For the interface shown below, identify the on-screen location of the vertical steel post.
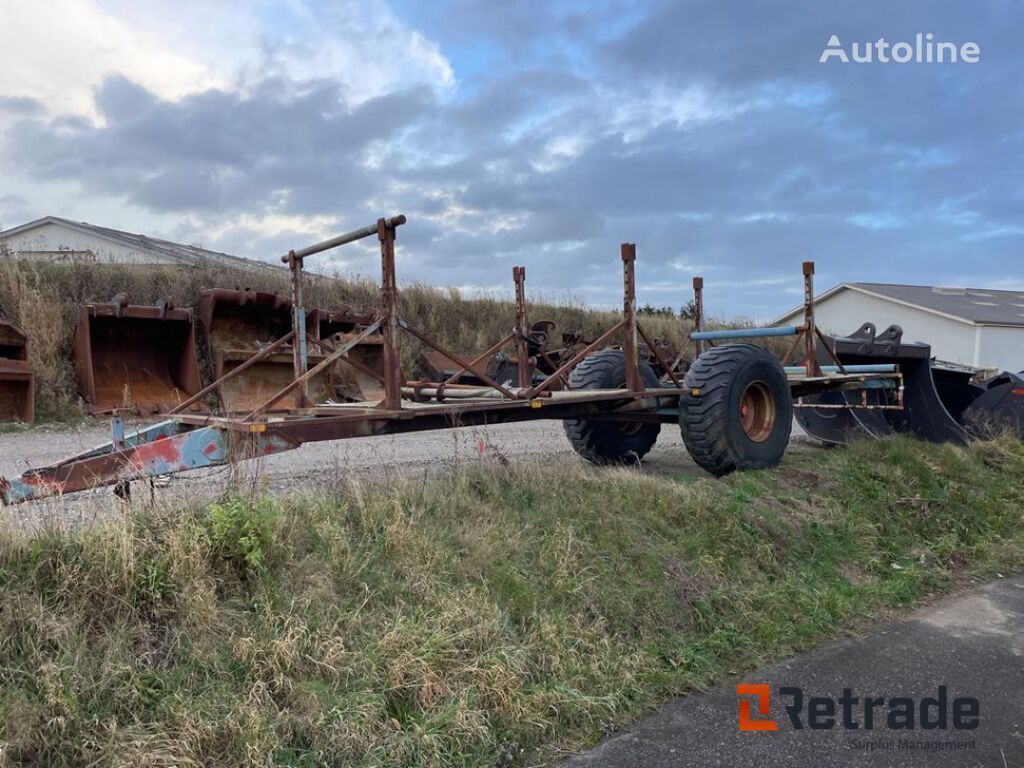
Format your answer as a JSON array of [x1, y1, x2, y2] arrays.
[[621, 243, 642, 393], [513, 266, 530, 389], [379, 218, 402, 410], [692, 275, 704, 359], [288, 249, 309, 406], [803, 261, 820, 377]]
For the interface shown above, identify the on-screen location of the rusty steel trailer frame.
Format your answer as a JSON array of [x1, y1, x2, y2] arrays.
[[0, 217, 902, 506]]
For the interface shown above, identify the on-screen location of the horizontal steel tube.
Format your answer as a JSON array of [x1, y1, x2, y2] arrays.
[[784, 364, 897, 374], [401, 386, 532, 400], [690, 325, 799, 341], [281, 215, 406, 262]]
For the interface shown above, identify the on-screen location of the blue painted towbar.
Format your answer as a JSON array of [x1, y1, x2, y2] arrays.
[[0, 424, 299, 506], [690, 325, 800, 341]]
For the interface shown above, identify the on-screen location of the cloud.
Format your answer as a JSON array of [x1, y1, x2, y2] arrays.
[[0, 0, 1021, 317], [0, 0, 217, 118]]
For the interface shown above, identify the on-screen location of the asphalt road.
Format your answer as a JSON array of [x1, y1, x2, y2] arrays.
[[561, 575, 1024, 768]]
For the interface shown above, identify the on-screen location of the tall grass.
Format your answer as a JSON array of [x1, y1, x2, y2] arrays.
[[0, 260, 691, 419], [0, 437, 1021, 766]]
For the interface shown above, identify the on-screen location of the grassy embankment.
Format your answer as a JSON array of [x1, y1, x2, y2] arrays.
[[0, 436, 1022, 766], [0, 259, 691, 421]]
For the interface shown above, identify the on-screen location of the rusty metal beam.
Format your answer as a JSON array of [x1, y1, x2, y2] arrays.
[[692, 275, 704, 359], [637, 322, 683, 388], [308, 335, 386, 384], [400, 321, 520, 400], [244, 320, 382, 419], [525, 320, 625, 397], [802, 261, 820, 377], [621, 243, 642, 394], [379, 218, 403, 411], [514, 266, 530, 389], [279, 215, 407, 262], [779, 329, 805, 367], [168, 331, 296, 415], [286, 249, 310, 406], [815, 326, 847, 374], [441, 332, 514, 386]]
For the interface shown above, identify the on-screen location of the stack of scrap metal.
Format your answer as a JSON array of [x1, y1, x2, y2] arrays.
[[0, 307, 33, 423]]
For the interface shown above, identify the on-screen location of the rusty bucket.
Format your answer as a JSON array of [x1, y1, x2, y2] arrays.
[[73, 295, 203, 415], [0, 308, 34, 423], [312, 305, 385, 402], [199, 288, 336, 413]]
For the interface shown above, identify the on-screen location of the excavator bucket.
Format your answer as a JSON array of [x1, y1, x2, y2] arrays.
[[199, 289, 333, 413], [962, 371, 1024, 439], [73, 295, 203, 415], [797, 324, 970, 445], [312, 305, 385, 402], [0, 309, 34, 424]]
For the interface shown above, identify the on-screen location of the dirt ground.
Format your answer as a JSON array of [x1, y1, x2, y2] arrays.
[[0, 419, 822, 528]]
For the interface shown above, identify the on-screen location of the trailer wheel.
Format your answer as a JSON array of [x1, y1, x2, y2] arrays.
[[679, 344, 792, 476], [563, 349, 661, 464]]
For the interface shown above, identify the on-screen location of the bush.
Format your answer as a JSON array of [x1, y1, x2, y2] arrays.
[[203, 495, 277, 577]]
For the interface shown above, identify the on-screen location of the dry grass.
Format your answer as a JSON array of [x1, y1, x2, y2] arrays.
[[0, 259, 690, 420], [0, 436, 1022, 766]]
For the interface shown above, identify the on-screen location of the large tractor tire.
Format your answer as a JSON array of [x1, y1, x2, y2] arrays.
[[563, 349, 661, 464], [679, 344, 792, 476]]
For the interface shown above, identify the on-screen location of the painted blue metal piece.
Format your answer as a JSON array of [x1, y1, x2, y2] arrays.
[[1, 476, 45, 506], [858, 378, 900, 389], [111, 416, 125, 447], [690, 326, 800, 341], [296, 306, 308, 374], [0, 423, 299, 506], [43, 420, 185, 467]]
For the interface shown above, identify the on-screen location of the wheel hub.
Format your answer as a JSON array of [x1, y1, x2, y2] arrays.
[[739, 380, 777, 442]]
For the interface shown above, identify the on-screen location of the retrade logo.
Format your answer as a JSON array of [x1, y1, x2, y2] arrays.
[[737, 684, 779, 731], [736, 685, 979, 732]]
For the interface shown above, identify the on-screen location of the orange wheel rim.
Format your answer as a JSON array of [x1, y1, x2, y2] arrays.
[[739, 381, 776, 442]]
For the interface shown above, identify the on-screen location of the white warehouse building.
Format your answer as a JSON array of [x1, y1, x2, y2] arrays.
[[0, 216, 272, 271], [775, 282, 1024, 374]]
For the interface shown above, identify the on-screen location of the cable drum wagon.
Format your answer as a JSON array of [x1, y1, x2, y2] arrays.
[[0, 215, 935, 506]]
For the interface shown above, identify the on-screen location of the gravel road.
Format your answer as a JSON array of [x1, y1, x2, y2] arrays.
[[0, 419, 820, 527]]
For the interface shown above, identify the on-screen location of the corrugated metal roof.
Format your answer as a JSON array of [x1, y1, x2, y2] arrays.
[[776, 281, 1024, 327], [0, 216, 280, 272], [849, 282, 1024, 326]]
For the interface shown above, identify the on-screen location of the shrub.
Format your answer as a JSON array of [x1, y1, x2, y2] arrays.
[[203, 495, 277, 577]]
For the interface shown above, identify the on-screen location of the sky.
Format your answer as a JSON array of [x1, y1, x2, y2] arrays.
[[0, 0, 1020, 320]]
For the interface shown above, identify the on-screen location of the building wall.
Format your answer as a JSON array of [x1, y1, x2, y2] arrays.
[[783, 288, 979, 367], [0, 222, 179, 265], [976, 325, 1024, 373]]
